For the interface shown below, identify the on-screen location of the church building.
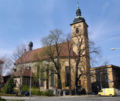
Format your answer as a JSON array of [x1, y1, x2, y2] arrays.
[[14, 4, 92, 94]]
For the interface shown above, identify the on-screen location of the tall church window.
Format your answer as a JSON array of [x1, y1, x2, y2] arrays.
[[65, 66, 70, 87], [41, 68, 44, 87], [51, 69, 54, 87]]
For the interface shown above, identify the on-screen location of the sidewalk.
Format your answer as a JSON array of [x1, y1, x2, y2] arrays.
[[1, 96, 35, 100], [61, 94, 97, 98], [1, 95, 98, 100]]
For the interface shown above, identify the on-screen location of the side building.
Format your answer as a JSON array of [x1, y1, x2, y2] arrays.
[[91, 65, 120, 93]]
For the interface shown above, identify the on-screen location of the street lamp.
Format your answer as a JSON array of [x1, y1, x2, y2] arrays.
[[28, 41, 33, 100], [29, 66, 32, 98], [111, 48, 120, 51], [111, 48, 115, 51]]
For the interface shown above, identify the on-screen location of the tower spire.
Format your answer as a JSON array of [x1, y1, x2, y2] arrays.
[[71, 0, 86, 25], [76, 0, 81, 17], [77, 0, 79, 9]]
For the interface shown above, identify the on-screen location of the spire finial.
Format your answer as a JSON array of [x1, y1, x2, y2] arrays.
[[77, 0, 79, 9], [71, 0, 85, 24], [76, 0, 81, 16]]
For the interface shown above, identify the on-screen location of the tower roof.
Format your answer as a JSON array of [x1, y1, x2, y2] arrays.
[[71, 1, 85, 25]]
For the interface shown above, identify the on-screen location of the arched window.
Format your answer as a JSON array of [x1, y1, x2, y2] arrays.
[[76, 28, 79, 33]]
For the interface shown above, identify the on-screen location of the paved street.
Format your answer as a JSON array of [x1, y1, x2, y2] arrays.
[[2, 96, 120, 101]]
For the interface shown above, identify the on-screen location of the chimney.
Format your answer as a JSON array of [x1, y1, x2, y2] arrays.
[[28, 41, 33, 51]]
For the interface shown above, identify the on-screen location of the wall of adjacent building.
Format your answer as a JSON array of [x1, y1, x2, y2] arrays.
[[91, 66, 120, 93]]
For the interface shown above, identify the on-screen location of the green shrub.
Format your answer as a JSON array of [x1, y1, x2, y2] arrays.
[[22, 86, 42, 95], [44, 90, 54, 96], [21, 85, 29, 92], [31, 88, 40, 95], [21, 85, 54, 96], [3, 77, 15, 94], [0, 87, 4, 93], [31, 88, 54, 96]]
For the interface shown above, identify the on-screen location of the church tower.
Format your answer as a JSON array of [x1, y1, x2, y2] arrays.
[[71, 3, 91, 93]]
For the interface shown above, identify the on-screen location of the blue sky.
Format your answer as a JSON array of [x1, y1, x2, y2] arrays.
[[0, 0, 120, 67]]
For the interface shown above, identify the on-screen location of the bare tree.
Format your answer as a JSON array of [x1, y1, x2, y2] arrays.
[[12, 44, 27, 94], [41, 29, 65, 89], [65, 33, 100, 94], [65, 33, 73, 94], [0, 61, 3, 75], [75, 38, 99, 93], [40, 28, 100, 93], [89, 41, 101, 67], [0, 56, 13, 76], [12, 44, 27, 63], [0, 60, 3, 84]]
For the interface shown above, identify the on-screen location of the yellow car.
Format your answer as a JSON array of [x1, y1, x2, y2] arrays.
[[98, 88, 118, 96]]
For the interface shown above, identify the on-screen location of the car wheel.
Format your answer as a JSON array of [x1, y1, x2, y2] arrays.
[[98, 94, 101, 96]]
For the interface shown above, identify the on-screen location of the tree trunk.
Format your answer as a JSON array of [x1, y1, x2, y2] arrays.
[[69, 57, 72, 95], [57, 73, 62, 89], [75, 66, 79, 94], [46, 68, 49, 89]]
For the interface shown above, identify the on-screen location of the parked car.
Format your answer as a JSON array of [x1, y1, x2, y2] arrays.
[[98, 88, 119, 96]]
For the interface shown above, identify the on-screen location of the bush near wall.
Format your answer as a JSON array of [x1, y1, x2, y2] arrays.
[[44, 90, 54, 96], [3, 77, 15, 94], [31, 88, 54, 96], [22, 85, 54, 96], [21, 85, 29, 92]]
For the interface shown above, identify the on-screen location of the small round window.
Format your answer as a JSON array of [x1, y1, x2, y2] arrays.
[[76, 28, 79, 33]]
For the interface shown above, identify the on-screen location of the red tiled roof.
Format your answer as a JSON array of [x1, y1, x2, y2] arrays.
[[0, 60, 3, 64], [15, 41, 76, 65], [13, 69, 33, 77]]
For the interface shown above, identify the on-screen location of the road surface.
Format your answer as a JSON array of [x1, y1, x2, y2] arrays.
[[2, 95, 120, 101]]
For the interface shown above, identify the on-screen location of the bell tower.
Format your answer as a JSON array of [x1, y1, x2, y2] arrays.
[[71, 2, 91, 93]]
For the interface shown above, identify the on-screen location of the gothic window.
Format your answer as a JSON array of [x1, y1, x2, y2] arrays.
[[41, 68, 44, 87], [37, 65, 40, 77], [51, 69, 54, 87], [65, 66, 70, 87]]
